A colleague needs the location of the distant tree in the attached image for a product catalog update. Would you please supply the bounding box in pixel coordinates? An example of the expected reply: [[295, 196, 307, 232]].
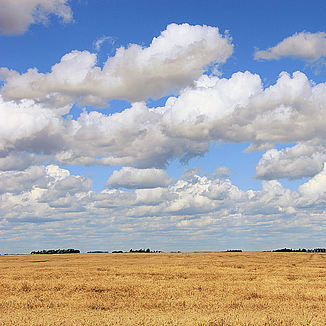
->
[[31, 249, 80, 254]]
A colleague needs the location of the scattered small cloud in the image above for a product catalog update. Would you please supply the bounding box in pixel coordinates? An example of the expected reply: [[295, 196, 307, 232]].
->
[[93, 35, 115, 52], [213, 166, 231, 179]]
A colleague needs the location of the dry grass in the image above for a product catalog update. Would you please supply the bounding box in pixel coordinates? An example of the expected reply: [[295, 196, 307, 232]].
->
[[0, 252, 326, 325]]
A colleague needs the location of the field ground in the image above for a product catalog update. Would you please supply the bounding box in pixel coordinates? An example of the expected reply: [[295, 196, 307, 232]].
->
[[0, 252, 326, 325]]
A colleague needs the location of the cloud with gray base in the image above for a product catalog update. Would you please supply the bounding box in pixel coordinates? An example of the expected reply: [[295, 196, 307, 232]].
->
[[2, 165, 326, 246], [3, 25, 326, 183], [3, 70, 326, 180], [0, 0, 73, 35], [255, 32, 326, 62], [0, 23, 233, 106], [255, 143, 326, 180]]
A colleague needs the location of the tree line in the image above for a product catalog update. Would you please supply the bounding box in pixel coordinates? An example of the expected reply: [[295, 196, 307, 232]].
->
[[31, 249, 80, 254], [272, 248, 326, 252]]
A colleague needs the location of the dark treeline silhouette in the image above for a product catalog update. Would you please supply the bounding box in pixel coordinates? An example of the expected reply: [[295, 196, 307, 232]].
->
[[226, 249, 242, 252], [272, 248, 326, 253], [31, 249, 80, 254], [129, 248, 162, 253]]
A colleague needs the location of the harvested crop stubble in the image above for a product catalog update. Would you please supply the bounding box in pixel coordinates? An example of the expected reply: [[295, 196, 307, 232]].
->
[[0, 252, 326, 325]]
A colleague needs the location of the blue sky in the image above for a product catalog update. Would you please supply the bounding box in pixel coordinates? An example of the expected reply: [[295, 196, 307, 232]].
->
[[1, 0, 326, 253]]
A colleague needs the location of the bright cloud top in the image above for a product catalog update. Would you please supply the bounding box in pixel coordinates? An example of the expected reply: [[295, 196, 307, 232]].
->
[[255, 32, 326, 62], [0, 23, 233, 106], [0, 0, 73, 35]]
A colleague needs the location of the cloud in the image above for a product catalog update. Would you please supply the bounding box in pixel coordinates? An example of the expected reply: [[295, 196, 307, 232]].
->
[[212, 166, 231, 178], [254, 32, 326, 62], [106, 167, 174, 189], [0, 152, 45, 171], [0, 0, 73, 35], [7, 26, 326, 180], [3, 164, 326, 252], [298, 163, 326, 197], [0, 166, 48, 194], [3, 69, 326, 182], [93, 36, 115, 52], [3, 22, 326, 251], [53, 72, 263, 169], [135, 188, 177, 205], [0, 96, 66, 161], [255, 143, 326, 180], [0, 23, 233, 106]]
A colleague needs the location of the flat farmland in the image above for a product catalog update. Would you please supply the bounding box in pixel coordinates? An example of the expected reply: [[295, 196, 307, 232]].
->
[[0, 252, 326, 325]]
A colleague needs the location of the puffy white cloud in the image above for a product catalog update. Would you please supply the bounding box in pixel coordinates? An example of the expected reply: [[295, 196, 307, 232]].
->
[[2, 68, 326, 183], [162, 71, 262, 129], [0, 166, 315, 223], [0, 164, 91, 222], [106, 167, 174, 189], [0, 164, 90, 195], [254, 32, 326, 62], [298, 164, 326, 197], [0, 0, 73, 35], [0, 23, 233, 106], [2, 164, 326, 252], [0, 96, 66, 162], [2, 69, 326, 179], [2, 40, 326, 184], [255, 143, 326, 180], [51, 72, 263, 168], [2, 26, 326, 183], [3, 21, 326, 251]]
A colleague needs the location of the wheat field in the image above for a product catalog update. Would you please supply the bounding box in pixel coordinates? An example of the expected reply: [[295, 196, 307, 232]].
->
[[0, 252, 326, 325]]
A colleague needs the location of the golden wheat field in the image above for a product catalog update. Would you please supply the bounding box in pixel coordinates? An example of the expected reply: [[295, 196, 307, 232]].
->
[[0, 252, 326, 326]]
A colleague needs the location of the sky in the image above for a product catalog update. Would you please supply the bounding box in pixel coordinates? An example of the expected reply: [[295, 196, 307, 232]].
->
[[1, 0, 326, 253]]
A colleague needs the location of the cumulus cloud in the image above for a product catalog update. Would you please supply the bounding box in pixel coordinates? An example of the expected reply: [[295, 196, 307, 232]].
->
[[0, 96, 66, 161], [256, 143, 326, 180], [106, 167, 174, 189], [3, 69, 326, 180], [1, 166, 324, 228], [3, 164, 326, 252], [1, 25, 326, 181], [298, 164, 326, 197], [3, 22, 326, 251], [0, 0, 73, 35], [0, 152, 45, 171], [0, 23, 233, 106], [135, 187, 177, 205], [0, 166, 48, 194], [52, 72, 263, 169], [254, 32, 326, 62]]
